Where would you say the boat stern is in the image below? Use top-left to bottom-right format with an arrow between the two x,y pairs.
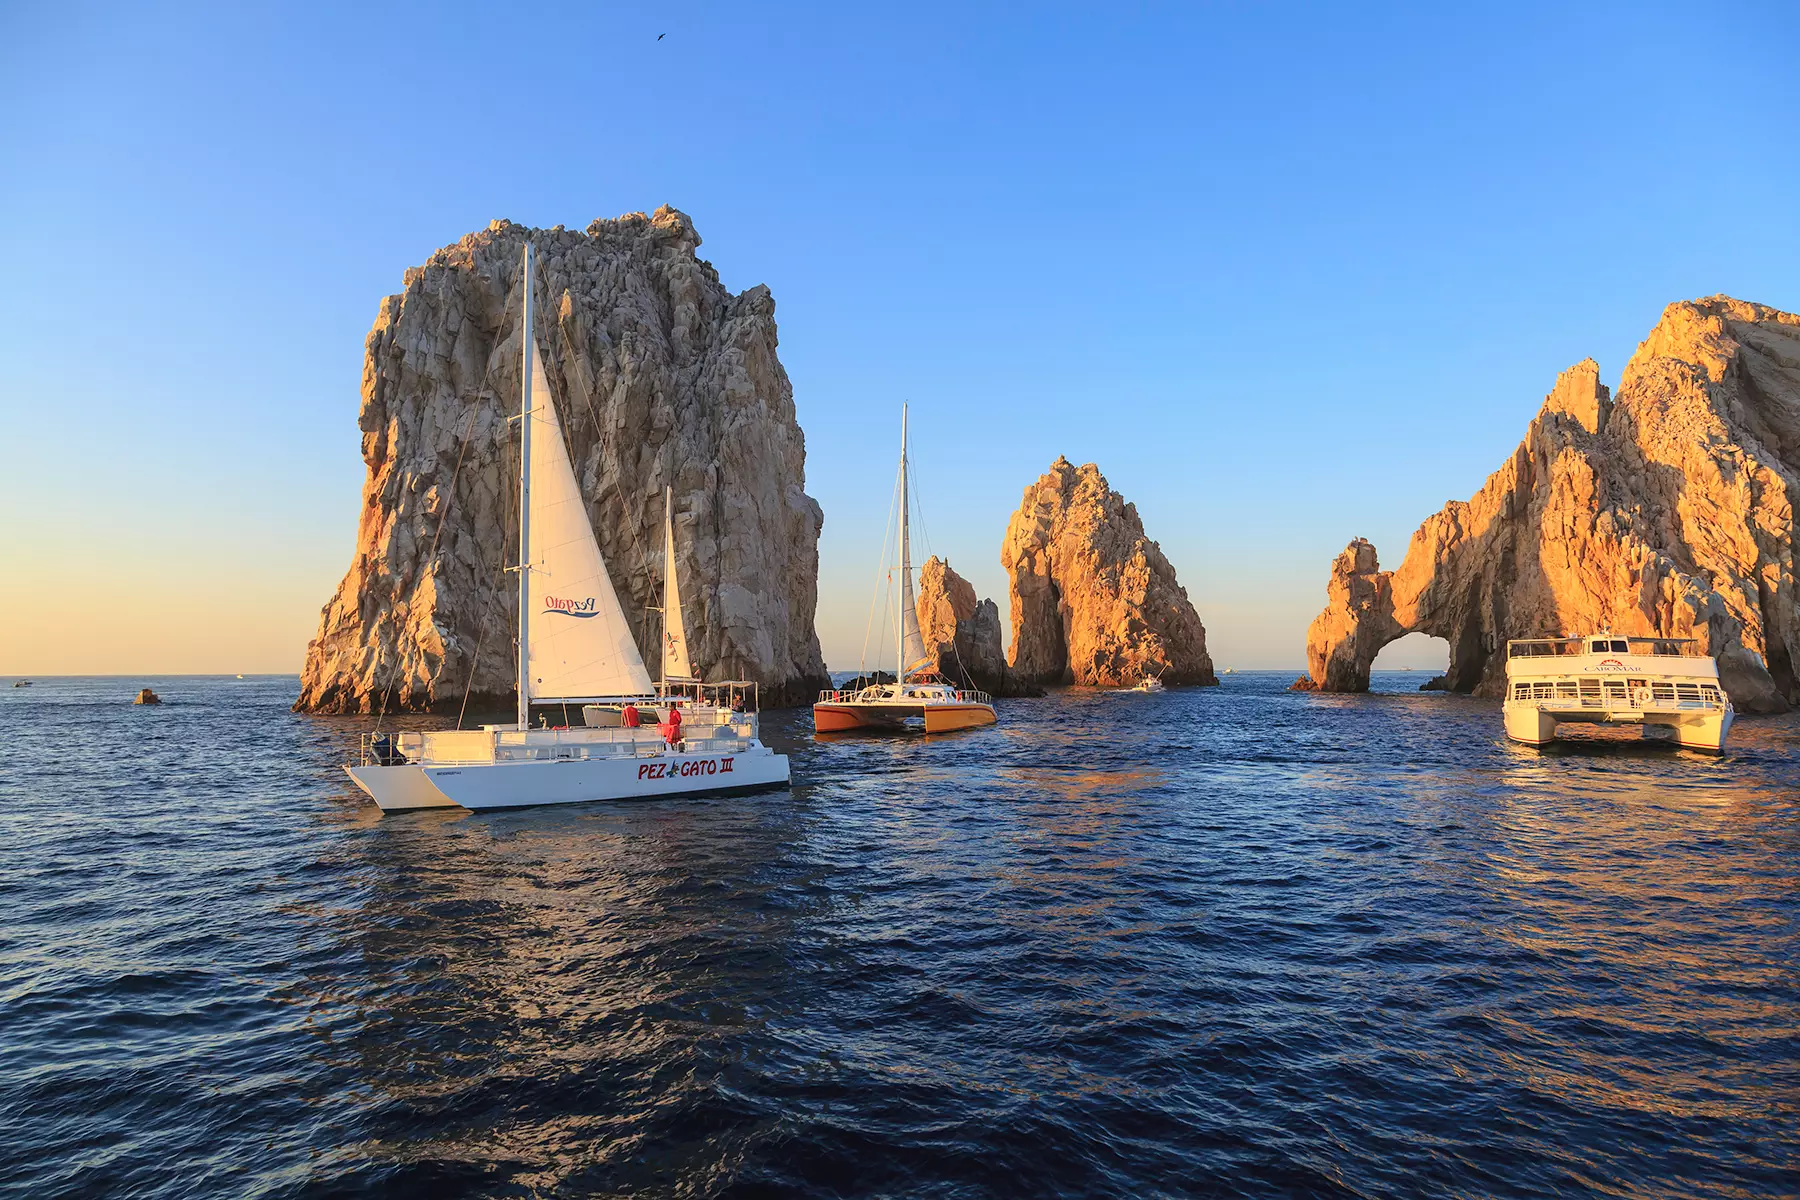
344,763 -> 461,812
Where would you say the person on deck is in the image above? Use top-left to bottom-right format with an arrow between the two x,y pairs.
662,700 -> 683,748
621,702 -> 640,728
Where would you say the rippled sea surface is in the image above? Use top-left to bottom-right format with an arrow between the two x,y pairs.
4,674 -> 1799,1198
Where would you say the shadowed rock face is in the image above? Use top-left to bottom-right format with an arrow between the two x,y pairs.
296,207 -> 828,713
915,557 -> 1041,697
1304,296 -> 1800,713
1001,458 -> 1218,688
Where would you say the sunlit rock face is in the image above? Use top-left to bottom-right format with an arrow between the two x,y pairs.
914,556 -> 1040,697
296,207 -> 828,712
1001,458 -> 1218,688
1304,297 -> 1800,713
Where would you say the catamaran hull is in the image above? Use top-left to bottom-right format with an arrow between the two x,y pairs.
1503,702 -> 1735,753
420,744 -> 791,811
344,764 -> 461,812
812,702 -> 996,733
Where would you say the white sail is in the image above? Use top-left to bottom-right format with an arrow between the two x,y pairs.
524,339 -> 654,700
898,405 -> 932,678
661,486 -> 695,682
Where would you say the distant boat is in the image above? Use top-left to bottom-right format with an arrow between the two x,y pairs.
236,674 -> 245,679
813,406 -> 997,734
12,680 -> 31,688
1132,674 -> 1166,693
1222,668 -> 1235,674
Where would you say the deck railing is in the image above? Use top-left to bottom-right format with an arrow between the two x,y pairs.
817,686 -> 994,706
357,725 -> 754,768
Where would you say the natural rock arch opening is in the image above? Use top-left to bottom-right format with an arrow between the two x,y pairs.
1300,299 -> 1800,713
1370,633 -> 1451,691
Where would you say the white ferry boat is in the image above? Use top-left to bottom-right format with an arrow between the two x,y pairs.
346,243 -> 790,812
1502,633 -> 1734,753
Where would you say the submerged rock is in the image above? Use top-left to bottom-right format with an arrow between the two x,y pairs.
1302,297 -> 1800,712
914,556 -> 1041,697
1001,458 -> 1217,688
296,208 -> 828,712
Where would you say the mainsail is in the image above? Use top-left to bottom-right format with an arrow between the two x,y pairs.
898,405 -> 932,678
523,335 -> 654,700
661,486 -> 695,683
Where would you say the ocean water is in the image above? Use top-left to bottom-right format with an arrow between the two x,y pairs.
3,673 -> 1797,1198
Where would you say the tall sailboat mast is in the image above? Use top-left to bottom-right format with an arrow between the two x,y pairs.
662,485 -> 673,692
897,404 -> 908,678
516,242 -> 533,730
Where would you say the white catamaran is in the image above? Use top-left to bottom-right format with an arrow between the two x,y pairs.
812,406 -> 997,734
1502,632 -> 1735,752
346,243 -> 791,812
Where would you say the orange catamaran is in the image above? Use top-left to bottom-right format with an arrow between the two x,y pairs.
813,406 -> 998,734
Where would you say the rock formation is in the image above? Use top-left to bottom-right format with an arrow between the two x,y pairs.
914,556 -> 1040,696
133,688 -> 160,705
1303,297 -> 1800,713
1001,458 -> 1218,687
296,207 -> 828,712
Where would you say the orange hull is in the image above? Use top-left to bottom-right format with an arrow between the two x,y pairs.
922,703 -> 997,732
812,704 -> 874,732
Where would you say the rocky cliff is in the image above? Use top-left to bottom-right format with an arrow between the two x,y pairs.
1303,297 -> 1800,713
297,207 -> 828,712
1001,458 -> 1217,687
914,556 -> 1040,697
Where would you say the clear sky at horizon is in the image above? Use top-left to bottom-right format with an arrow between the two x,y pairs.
3,1 -> 1797,677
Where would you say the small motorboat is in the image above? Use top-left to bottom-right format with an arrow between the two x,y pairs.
1133,675 -> 1165,693
12,680 -> 31,688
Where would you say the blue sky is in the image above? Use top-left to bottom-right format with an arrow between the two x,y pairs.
2,1 -> 1796,674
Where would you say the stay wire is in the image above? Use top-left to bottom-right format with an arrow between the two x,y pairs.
377,402 -> 482,733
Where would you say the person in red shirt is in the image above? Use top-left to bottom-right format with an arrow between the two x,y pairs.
621,702 -> 640,728
662,700 -> 684,748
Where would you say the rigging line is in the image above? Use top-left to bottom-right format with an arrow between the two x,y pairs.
457,499 -> 513,730
376,401 -> 483,732
857,453 -> 906,679
905,431 -> 975,689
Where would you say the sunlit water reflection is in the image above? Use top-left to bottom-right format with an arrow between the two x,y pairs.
2,674 -> 1795,1197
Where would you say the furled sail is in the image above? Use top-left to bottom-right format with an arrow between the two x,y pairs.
661,486 -> 695,682
898,406 -> 932,679
524,340 -> 654,699
900,563 -> 931,678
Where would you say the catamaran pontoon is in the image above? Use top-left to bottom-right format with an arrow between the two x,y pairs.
346,243 -> 790,812
1502,633 -> 1734,753
812,406 -> 997,734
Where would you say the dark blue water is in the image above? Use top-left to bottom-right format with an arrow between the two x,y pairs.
3,674 -> 1798,1198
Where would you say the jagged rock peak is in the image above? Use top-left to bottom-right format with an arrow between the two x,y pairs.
295,208 -> 828,713
1302,295 -> 1800,713
915,556 -> 1040,697
1001,459 -> 1217,688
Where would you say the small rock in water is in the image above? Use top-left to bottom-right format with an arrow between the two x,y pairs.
133,688 -> 161,705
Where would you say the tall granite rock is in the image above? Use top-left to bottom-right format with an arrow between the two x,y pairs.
1303,296 -> 1800,713
297,207 -> 828,712
915,556 -> 1040,697
1001,458 -> 1218,687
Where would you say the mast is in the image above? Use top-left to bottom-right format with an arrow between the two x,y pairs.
516,242 -> 533,730
662,485 -> 673,692
897,403 -> 908,680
